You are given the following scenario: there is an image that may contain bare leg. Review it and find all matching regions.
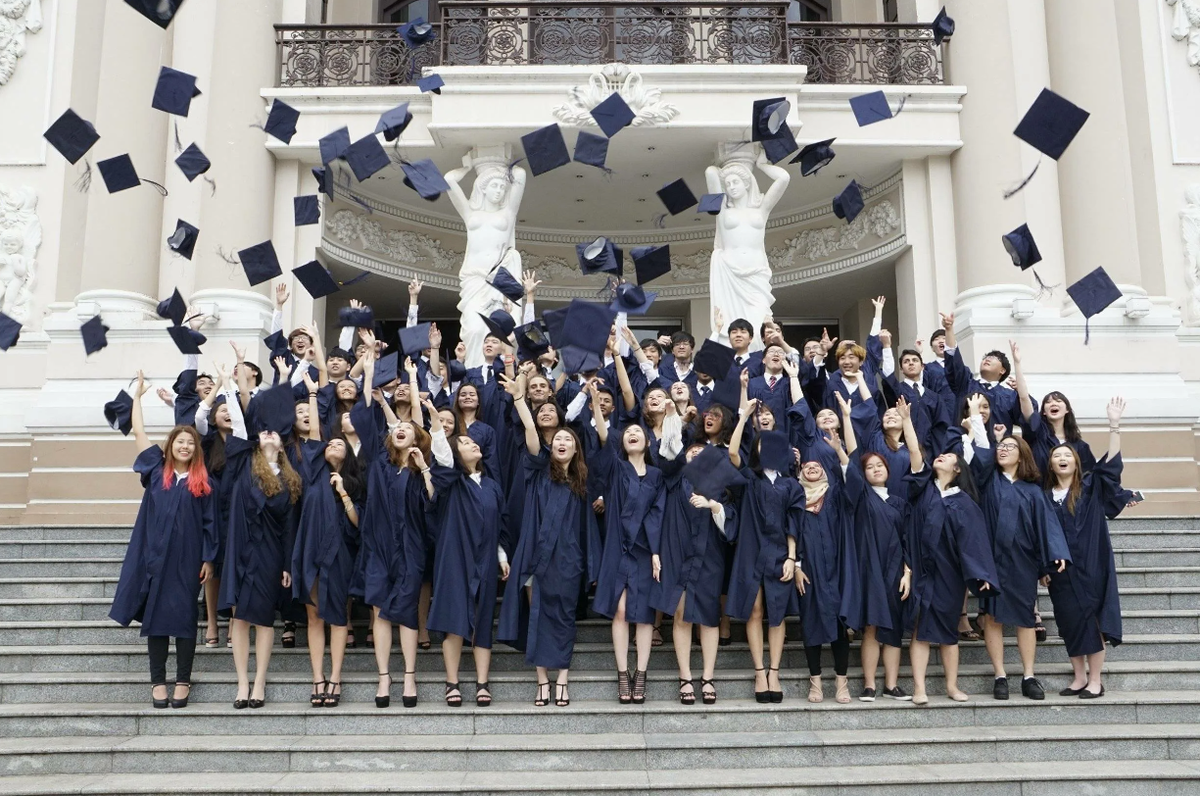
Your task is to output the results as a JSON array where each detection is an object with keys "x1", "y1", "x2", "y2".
[
  {"x1": 719, "y1": 594, "x2": 731, "y2": 642},
  {"x1": 251, "y1": 624, "x2": 273, "y2": 701},
  {"x1": 766, "y1": 621, "x2": 786, "y2": 690},
  {"x1": 399, "y1": 624, "x2": 418, "y2": 699},
  {"x1": 305, "y1": 603, "x2": 326, "y2": 693},
  {"x1": 230, "y1": 618, "x2": 251, "y2": 701},
  {"x1": 746, "y1": 589, "x2": 766, "y2": 693},
  {"x1": 671, "y1": 594, "x2": 693, "y2": 684},
  {"x1": 371, "y1": 609, "x2": 392, "y2": 698},
  {"x1": 958, "y1": 592, "x2": 973, "y2": 634},
  {"x1": 860, "y1": 625, "x2": 880, "y2": 691},
  {"x1": 1084, "y1": 649, "x2": 1106, "y2": 693},
  {"x1": 910, "y1": 639, "x2": 930, "y2": 704},
  {"x1": 943, "y1": 643, "x2": 965, "y2": 700},
  {"x1": 418, "y1": 582, "x2": 432, "y2": 645},
  {"x1": 611, "y1": 590, "x2": 630, "y2": 673},
  {"x1": 699, "y1": 626, "x2": 718, "y2": 680},
  {"x1": 881, "y1": 644, "x2": 902, "y2": 690},
  {"x1": 472, "y1": 645, "x2": 492, "y2": 689},
  {"x1": 204, "y1": 579, "x2": 220, "y2": 643},
  {"x1": 1015, "y1": 626, "x2": 1037, "y2": 678},
  {"x1": 981, "y1": 614, "x2": 1006, "y2": 679},
  {"x1": 328, "y1": 622, "x2": 348, "y2": 692},
  {"x1": 634, "y1": 622, "x2": 653, "y2": 672},
  {"x1": 1067, "y1": 655, "x2": 1087, "y2": 690},
  {"x1": 442, "y1": 633, "x2": 463, "y2": 685}
]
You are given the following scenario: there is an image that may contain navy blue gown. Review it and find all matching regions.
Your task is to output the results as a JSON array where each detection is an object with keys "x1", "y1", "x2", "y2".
[
  {"x1": 291, "y1": 440, "x2": 361, "y2": 626},
  {"x1": 1047, "y1": 454, "x2": 1124, "y2": 656},
  {"x1": 201, "y1": 428, "x2": 236, "y2": 580},
  {"x1": 350, "y1": 402, "x2": 428, "y2": 628},
  {"x1": 841, "y1": 461, "x2": 908, "y2": 646},
  {"x1": 111, "y1": 446, "x2": 218, "y2": 638},
  {"x1": 219, "y1": 437, "x2": 298, "y2": 627},
  {"x1": 725, "y1": 469, "x2": 804, "y2": 627},
  {"x1": 426, "y1": 466, "x2": 509, "y2": 648},
  {"x1": 590, "y1": 441, "x2": 666, "y2": 625},
  {"x1": 498, "y1": 449, "x2": 602, "y2": 669},
  {"x1": 796, "y1": 468, "x2": 859, "y2": 647}
]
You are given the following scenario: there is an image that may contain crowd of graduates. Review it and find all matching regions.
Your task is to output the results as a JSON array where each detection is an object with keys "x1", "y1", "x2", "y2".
[{"x1": 108, "y1": 279, "x2": 1129, "y2": 711}]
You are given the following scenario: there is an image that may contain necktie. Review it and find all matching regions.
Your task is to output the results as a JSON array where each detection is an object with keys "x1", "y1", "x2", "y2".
[{"x1": 768, "y1": 375, "x2": 777, "y2": 390}]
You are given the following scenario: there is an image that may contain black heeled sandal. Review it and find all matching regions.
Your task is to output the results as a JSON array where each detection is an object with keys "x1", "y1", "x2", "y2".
[
  {"x1": 678, "y1": 678, "x2": 695, "y2": 706},
  {"x1": 152, "y1": 683, "x2": 169, "y2": 710},
  {"x1": 281, "y1": 622, "x2": 296, "y2": 648},
  {"x1": 631, "y1": 669, "x2": 647, "y2": 705},
  {"x1": 418, "y1": 639, "x2": 431, "y2": 650},
  {"x1": 754, "y1": 667, "x2": 769, "y2": 704},
  {"x1": 445, "y1": 682, "x2": 462, "y2": 707},
  {"x1": 402, "y1": 669, "x2": 418, "y2": 708},
  {"x1": 323, "y1": 681, "x2": 341, "y2": 708},
  {"x1": 617, "y1": 669, "x2": 632, "y2": 705},
  {"x1": 768, "y1": 667, "x2": 783, "y2": 703},
  {"x1": 701, "y1": 678, "x2": 717, "y2": 705},
  {"x1": 170, "y1": 682, "x2": 191, "y2": 709},
  {"x1": 475, "y1": 682, "x2": 492, "y2": 707},
  {"x1": 534, "y1": 681, "x2": 550, "y2": 707},
  {"x1": 555, "y1": 683, "x2": 570, "y2": 707},
  {"x1": 375, "y1": 672, "x2": 391, "y2": 709},
  {"x1": 310, "y1": 680, "x2": 327, "y2": 708},
  {"x1": 651, "y1": 622, "x2": 663, "y2": 647}
]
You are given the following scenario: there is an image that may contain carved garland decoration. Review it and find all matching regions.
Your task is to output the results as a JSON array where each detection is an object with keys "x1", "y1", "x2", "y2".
[{"x1": 552, "y1": 63, "x2": 680, "y2": 128}]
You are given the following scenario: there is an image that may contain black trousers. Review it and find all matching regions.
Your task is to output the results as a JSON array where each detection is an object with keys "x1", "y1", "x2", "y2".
[
  {"x1": 804, "y1": 626, "x2": 850, "y2": 677},
  {"x1": 148, "y1": 636, "x2": 197, "y2": 684}
]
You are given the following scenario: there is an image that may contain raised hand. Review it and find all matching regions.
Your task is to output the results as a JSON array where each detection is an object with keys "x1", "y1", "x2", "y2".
[
  {"x1": 522, "y1": 272, "x2": 542, "y2": 297},
  {"x1": 993, "y1": 423, "x2": 1007, "y2": 440},
  {"x1": 940, "y1": 311, "x2": 954, "y2": 331},
  {"x1": 967, "y1": 393, "x2": 984, "y2": 416},
  {"x1": 329, "y1": 472, "x2": 345, "y2": 495},
  {"x1": 713, "y1": 305, "x2": 725, "y2": 332},
  {"x1": 1009, "y1": 339, "x2": 1021, "y2": 364},
  {"x1": 274, "y1": 283, "x2": 289, "y2": 309},
  {"x1": 410, "y1": 449, "x2": 427, "y2": 471},
  {"x1": 834, "y1": 391, "x2": 851, "y2": 417},
  {"x1": 229, "y1": 339, "x2": 246, "y2": 362},
  {"x1": 620, "y1": 325, "x2": 638, "y2": 346},
  {"x1": 1107, "y1": 396, "x2": 1126, "y2": 425},
  {"x1": 895, "y1": 395, "x2": 911, "y2": 420},
  {"x1": 454, "y1": 342, "x2": 466, "y2": 361},
  {"x1": 186, "y1": 306, "x2": 206, "y2": 331},
  {"x1": 782, "y1": 358, "x2": 798, "y2": 379},
  {"x1": 156, "y1": 387, "x2": 174, "y2": 406},
  {"x1": 878, "y1": 329, "x2": 892, "y2": 348},
  {"x1": 302, "y1": 370, "x2": 319, "y2": 393},
  {"x1": 820, "y1": 327, "x2": 838, "y2": 354},
  {"x1": 408, "y1": 279, "x2": 423, "y2": 301},
  {"x1": 429, "y1": 323, "x2": 442, "y2": 349},
  {"x1": 272, "y1": 355, "x2": 289, "y2": 377},
  {"x1": 133, "y1": 370, "x2": 150, "y2": 398},
  {"x1": 871, "y1": 295, "x2": 886, "y2": 314},
  {"x1": 403, "y1": 356, "x2": 418, "y2": 377},
  {"x1": 914, "y1": 338, "x2": 924, "y2": 352},
  {"x1": 740, "y1": 367, "x2": 750, "y2": 387},
  {"x1": 657, "y1": 334, "x2": 672, "y2": 348}
]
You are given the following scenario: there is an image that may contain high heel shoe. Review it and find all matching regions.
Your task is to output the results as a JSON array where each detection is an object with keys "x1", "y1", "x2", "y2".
[
  {"x1": 323, "y1": 681, "x2": 341, "y2": 708},
  {"x1": 475, "y1": 682, "x2": 492, "y2": 707},
  {"x1": 444, "y1": 682, "x2": 462, "y2": 707},
  {"x1": 754, "y1": 667, "x2": 769, "y2": 704},
  {"x1": 768, "y1": 667, "x2": 783, "y2": 703},
  {"x1": 700, "y1": 678, "x2": 717, "y2": 705},
  {"x1": 375, "y1": 672, "x2": 391, "y2": 709},
  {"x1": 631, "y1": 669, "x2": 647, "y2": 705},
  {"x1": 151, "y1": 683, "x2": 169, "y2": 710},
  {"x1": 281, "y1": 622, "x2": 296, "y2": 648},
  {"x1": 311, "y1": 679, "x2": 328, "y2": 708},
  {"x1": 248, "y1": 698, "x2": 264, "y2": 709},
  {"x1": 534, "y1": 681, "x2": 551, "y2": 707},
  {"x1": 170, "y1": 682, "x2": 191, "y2": 709},
  {"x1": 402, "y1": 669, "x2": 418, "y2": 708},
  {"x1": 834, "y1": 675, "x2": 851, "y2": 704},
  {"x1": 808, "y1": 675, "x2": 824, "y2": 703},
  {"x1": 555, "y1": 683, "x2": 570, "y2": 707},
  {"x1": 617, "y1": 669, "x2": 631, "y2": 705},
  {"x1": 678, "y1": 678, "x2": 695, "y2": 706}
]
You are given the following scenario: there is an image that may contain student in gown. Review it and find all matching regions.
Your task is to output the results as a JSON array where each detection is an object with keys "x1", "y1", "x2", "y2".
[
  {"x1": 351, "y1": 349, "x2": 432, "y2": 709},
  {"x1": 1046, "y1": 397, "x2": 1127, "y2": 699},
  {"x1": 727, "y1": 403, "x2": 805, "y2": 703},
  {"x1": 970, "y1": 405, "x2": 1071, "y2": 701},
  {"x1": 291, "y1": 375, "x2": 364, "y2": 707},
  {"x1": 903, "y1": 413, "x2": 998, "y2": 705},
  {"x1": 498, "y1": 373, "x2": 601, "y2": 707},
  {"x1": 110, "y1": 371, "x2": 217, "y2": 709},
  {"x1": 426, "y1": 396, "x2": 511, "y2": 707}
]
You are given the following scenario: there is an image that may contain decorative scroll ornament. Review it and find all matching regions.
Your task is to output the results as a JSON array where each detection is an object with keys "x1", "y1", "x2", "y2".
[
  {"x1": 326, "y1": 209, "x2": 459, "y2": 271},
  {"x1": 1168, "y1": 0, "x2": 1200, "y2": 71},
  {"x1": 771, "y1": 201, "x2": 900, "y2": 269},
  {"x1": 0, "y1": 0, "x2": 42, "y2": 87},
  {"x1": 0, "y1": 185, "x2": 40, "y2": 322},
  {"x1": 1181, "y1": 184, "x2": 1200, "y2": 324},
  {"x1": 553, "y1": 63, "x2": 680, "y2": 128}
]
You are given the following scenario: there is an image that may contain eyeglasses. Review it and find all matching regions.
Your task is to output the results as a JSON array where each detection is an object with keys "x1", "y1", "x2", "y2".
[{"x1": 996, "y1": 443, "x2": 1019, "y2": 452}]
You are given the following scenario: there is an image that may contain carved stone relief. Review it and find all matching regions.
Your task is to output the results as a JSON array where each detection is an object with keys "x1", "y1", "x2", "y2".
[
  {"x1": 326, "y1": 209, "x2": 459, "y2": 271},
  {"x1": 0, "y1": 185, "x2": 40, "y2": 322},
  {"x1": 1168, "y1": 0, "x2": 1200, "y2": 71},
  {"x1": 770, "y1": 201, "x2": 901, "y2": 270},
  {"x1": 553, "y1": 63, "x2": 680, "y2": 128},
  {"x1": 0, "y1": 0, "x2": 42, "y2": 87}
]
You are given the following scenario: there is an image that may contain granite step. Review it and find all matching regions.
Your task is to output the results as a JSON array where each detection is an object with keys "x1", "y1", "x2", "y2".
[
  {"x1": 0, "y1": 527, "x2": 135, "y2": 542},
  {"x1": 0, "y1": 541, "x2": 130, "y2": 559}
]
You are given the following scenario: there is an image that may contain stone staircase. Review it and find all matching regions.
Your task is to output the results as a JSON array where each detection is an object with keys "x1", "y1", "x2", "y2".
[{"x1": 2, "y1": 519, "x2": 1200, "y2": 794}]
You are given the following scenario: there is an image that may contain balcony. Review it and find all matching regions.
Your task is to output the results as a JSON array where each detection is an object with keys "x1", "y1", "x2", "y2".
[{"x1": 276, "y1": 2, "x2": 944, "y2": 88}]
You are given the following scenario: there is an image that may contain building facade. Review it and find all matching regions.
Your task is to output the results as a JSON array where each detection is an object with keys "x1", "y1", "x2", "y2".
[{"x1": 0, "y1": 0, "x2": 1197, "y2": 524}]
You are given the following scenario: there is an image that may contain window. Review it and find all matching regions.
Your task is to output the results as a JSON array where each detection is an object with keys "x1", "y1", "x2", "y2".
[
  {"x1": 788, "y1": 1, "x2": 830, "y2": 23},
  {"x1": 883, "y1": 0, "x2": 898, "y2": 22},
  {"x1": 381, "y1": 0, "x2": 432, "y2": 24}
]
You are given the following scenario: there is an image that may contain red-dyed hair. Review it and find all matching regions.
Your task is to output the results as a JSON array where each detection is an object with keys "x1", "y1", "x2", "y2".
[{"x1": 162, "y1": 425, "x2": 212, "y2": 498}]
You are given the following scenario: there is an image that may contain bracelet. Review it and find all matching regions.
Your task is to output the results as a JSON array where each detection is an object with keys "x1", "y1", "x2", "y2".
[
  {"x1": 786, "y1": 557, "x2": 796, "y2": 562},
  {"x1": 308, "y1": 391, "x2": 317, "y2": 397},
  {"x1": 421, "y1": 467, "x2": 431, "y2": 474},
  {"x1": 1109, "y1": 426, "x2": 1120, "y2": 432}
]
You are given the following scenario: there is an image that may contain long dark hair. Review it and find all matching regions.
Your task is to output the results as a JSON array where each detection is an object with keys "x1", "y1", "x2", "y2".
[
  {"x1": 533, "y1": 400, "x2": 565, "y2": 444},
  {"x1": 549, "y1": 427, "x2": 588, "y2": 497},
  {"x1": 999, "y1": 435, "x2": 1041, "y2": 484},
  {"x1": 1044, "y1": 443, "x2": 1082, "y2": 514},
  {"x1": 452, "y1": 382, "x2": 480, "y2": 432},
  {"x1": 450, "y1": 433, "x2": 486, "y2": 478},
  {"x1": 692, "y1": 403, "x2": 734, "y2": 446},
  {"x1": 1040, "y1": 391, "x2": 1082, "y2": 442},
  {"x1": 939, "y1": 451, "x2": 981, "y2": 504},
  {"x1": 956, "y1": 394, "x2": 996, "y2": 446},
  {"x1": 328, "y1": 433, "x2": 365, "y2": 504}
]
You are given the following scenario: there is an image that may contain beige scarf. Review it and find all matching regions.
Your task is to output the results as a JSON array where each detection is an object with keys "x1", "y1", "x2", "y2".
[{"x1": 800, "y1": 468, "x2": 829, "y2": 514}]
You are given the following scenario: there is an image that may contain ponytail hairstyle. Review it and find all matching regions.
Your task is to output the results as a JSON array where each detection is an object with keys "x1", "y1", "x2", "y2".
[{"x1": 162, "y1": 425, "x2": 212, "y2": 498}]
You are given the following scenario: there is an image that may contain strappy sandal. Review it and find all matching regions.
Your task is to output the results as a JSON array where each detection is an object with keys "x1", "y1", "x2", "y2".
[
  {"x1": 555, "y1": 683, "x2": 570, "y2": 707},
  {"x1": 754, "y1": 667, "x2": 769, "y2": 704},
  {"x1": 310, "y1": 679, "x2": 327, "y2": 708},
  {"x1": 444, "y1": 682, "x2": 462, "y2": 707},
  {"x1": 475, "y1": 682, "x2": 492, "y2": 707},
  {"x1": 957, "y1": 613, "x2": 982, "y2": 642},
  {"x1": 617, "y1": 669, "x2": 632, "y2": 705},
  {"x1": 835, "y1": 675, "x2": 851, "y2": 704},
  {"x1": 534, "y1": 680, "x2": 551, "y2": 707},
  {"x1": 204, "y1": 633, "x2": 219, "y2": 649},
  {"x1": 418, "y1": 639, "x2": 432, "y2": 650},
  {"x1": 768, "y1": 667, "x2": 783, "y2": 703},
  {"x1": 808, "y1": 675, "x2": 824, "y2": 703},
  {"x1": 678, "y1": 678, "x2": 696, "y2": 705},
  {"x1": 651, "y1": 622, "x2": 663, "y2": 647},
  {"x1": 281, "y1": 622, "x2": 296, "y2": 648},
  {"x1": 701, "y1": 678, "x2": 717, "y2": 705},
  {"x1": 1034, "y1": 612, "x2": 1047, "y2": 643},
  {"x1": 631, "y1": 669, "x2": 647, "y2": 705},
  {"x1": 322, "y1": 681, "x2": 341, "y2": 708}
]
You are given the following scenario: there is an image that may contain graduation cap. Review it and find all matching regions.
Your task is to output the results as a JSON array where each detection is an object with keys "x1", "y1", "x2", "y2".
[
  {"x1": 237, "y1": 240, "x2": 282, "y2": 286},
  {"x1": 167, "y1": 219, "x2": 199, "y2": 260},
  {"x1": 1014, "y1": 88, "x2": 1090, "y2": 161},
  {"x1": 372, "y1": 351, "x2": 399, "y2": 388},
  {"x1": 1067, "y1": 266, "x2": 1121, "y2": 322},
  {"x1": 697, "y1": 193, "x2": 724, "y2": 215},
  {"x1": 514, "y1": 322, "x2": 551, "y2": 360},
  {"x1": 97, "y1": 155, "x2": 141, "y2": 193},
  {"x1": 693, "y1": 339, "x2": 736, "y2": 381},
  {"x1": 263, "y1": 329, "x2": 286, "y2": 354},
  {"x1": 707, "y1": 375, "x2": 742, "y2": 414},
  {"x1": 520, "y1": 124, "x2": 570, "y2": 176},
  {"x1": 345, "y1": 134, "x2": 390, "y2": 182},
  {"x1": 752, "y1": 97, "x2": 791, "y2": 141},
  {"x1": 757, "y1": 430, "x2": 792, "y2": 471},
  {"x1": 591, "y1": 92, "x2": 636, "y2": 138},
  {"x1": 849, "y1": 90, "x2": 894, "y2": 126},
  {"x1": 81, "y1": 315, "x2": 110, "y2": 356},
  {"x1": 152, "y1": 66, "x2": 201, "y2": 117},
  {"x1": 174, "y1": 143, "x2": 210, "y2": 182},
  {"x1": 292, "y1": 260, "x2": 340, "y2": 299},
  {"x1": 124, "y1": 0, "x2": 185, "y2": 28},
  {"x1": 263, "y1": 99, "x2": 299, "y2": 144},
  {"x1": 573, "y1": 131, "x2": 609, "y2": 170},
  {"x1": 632, "y1": 245, "x2": 671, "y2": 285},
  {"x1": 761, "y1": 122, "x2": 798, "y2": 164},
  {"x1": 156, "y1": 288, "x2": 186, "y2": 326},
  {"x1": 400, "y1": 159, "x2": 450, "y2": 200},
  {"x1": 576, "y1": 237, "x2": 622, "y2": 276},
  {"x1": 398, "y1": 17, "x2": 436, "y2": 48},
  {"x1": 339, "y1": 304, "x2": 374, "y2": 329},
  {"x1": 878, "y1": 377, "x2": 899, "y2": 412},
  {"x1": 683, "y1": 443, "x2": 748, "y2": 500},
  {"x1": 104, "y1": 390, "x2": 134, "y2": 436},
  {"x1": 312, "y1": 165, "x2": 334, "y2": 199},
  {"x1": 657, "y1": 179, "x2": 698, "y2": 216},
  {"x1": 1002, "y1": 224, "x2": 1042, "y2": 270},
  {"x1": 44, "y1": 109, "x2": 100, "y2": 164},
  {"x1": 542, "y1": 306, "x2": 568, "y2": 348},
  {"x1": 375, "y1": 103, "x2": 412, "y2": 142},
  {"x1": 487, "y1": 263, "x2": 525, "y2": 302},
  {"x1": 318, "y1": 127, "x2": 351, "y2": 165},
  {"x1": 446, "y1": 358, "x2": 467, "y2": 383},
  {"x1": 610, "y1": 283, "x2": 656, "y2": 315},
  {"x1": 418, "y1": 73, "x2": 445, "y2": 94},
  {"x1": 167, "y1": 325, "x2": 206, "y2": 355},
  {"x1": 791, "y1": 138, "x2": 836, "y2": 177},
  {"x1": 932, "y1": 6, "x2": 955, "y2": 45},
  {"x1": 294, "y1": 195, "x2": 320, "y2": 226},
  {"x1": 399, "y1": 322, "x2": 433, "y2": 358},
  {"x1": 832, "y1": 180, "x2": 865, "y2": 223},
  {"x1": 479, "y1": 309, "x2": 516, "y2": 341},
  {"x1": 558, "y1": 300, "x2": 617, "y2": 374},
  {"x1": 0, "y1": 312, "x2": 20, "y2": 351},
  {"x1": 251, "y1": 384, "x2": 298, "y2": 436}
]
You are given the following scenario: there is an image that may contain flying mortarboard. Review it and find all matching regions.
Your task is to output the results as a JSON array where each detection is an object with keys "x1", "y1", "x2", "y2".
[
  {"x1": 514, "y1": 322, "x2": 551, "y2": 360},
  {"x1": 761, "y1": 122, "x2": 798, "y2": 164},
  {"x1": 397, "y1": 17, "x2": 436, "y2": 48},
  {"x1": 542, "y1": 307, "x2": 569, "y2": 348},
  {"x1": 1014, "y1": 88, "x2": 1090, "y2": 161},
  {"x1": 250, "y1": 384, "x2": 298, "y2": 436},
  {"x1": 576, "y1": 237, "x2": 623, "y2": 276},
  {"x1": 44, "y1": 109, "x2": 100, "y2": 164},
  {"x1": 657, "y1": 179, "x2": 698, "y2": 215},
  {"x1": 174, "y1": 143, "x2": 210, "y2": 182},
  {"x1": 0, "y1": 312, "x2": 21, "y2": 351},
  {"x1": 318, "y1": 127, "x2": 351, "y2": 165},
  {"x1": 479, "y1": 309, "x2": 516, "y2": 341},
  {"x1": 124, "y1": 0, "x2": 185, "y2": 28},
  {"x1": 632, "y1": 244, "x2": 671, "y2": 285},
  {"x1": 610, "y1": 283, "x2": 657, "y2": 315},
  {"x1": 693, "y1": 339, "x2": 736, "y2": 381},
  {"x1": 339, "y1": 305, "x2": 374, "y2": 329},
  {"x1": 167, "y1": 219, "x2": 199, "y2": 260},
  {"x1": 104, "y1": 390, "x2": 134, "y2": 436},
  {"x1": 573, "y1": 131, "x2": 609, "y2": 170},
  {"x1": 237, "y1": 240, "x2": 282, "y2": 286},
  {"x1": 167, "y1": 325, "x2": 206, "y2": 355},
  {"x1": 418, "y1": 73, "x2": 445, "y2": 94},
  {"x1": 791, "y1": 138, "x2": 836, "y2": 176},
  {"x1": 751, "y1": 97, "x2": 791, "y2": 141},
  {"x1": 156, "y1": 288, "x2": 186, "y2": 326},
  {"x1": 81, "y1": 315, "x2": 110, "y2": 356},
  {"x1": 697, "y1": 193, "x2": 725, "y2": 215},
  {"x1": 294, "y1": 195, "x2": 320, "y2": 226},
  {"x1": 1066, "y1": 266, "x2": 1121, "y2": 344},
  {"x1": 849, "y1": 90, "x2": 894, "y2": 126},
  {"x1": 292, "y1": 260, "x2": 340, "y2": 299},
  {"x1": 97, "y1": 155, "x2": 142, "y2": 193},
  {"x1": 558, "y1": 300, "x2": 617, "y2": 374},
  {"x1": 345, "y1": 133, "x2": 390, "y2": 182},
  {"x1": 520, "y1": 124, "x2": 570, "y2": 176},
  {"x1": 1002, "y1": 224, "x2": 1042, "y2": 270},
  {"x1": 487, "y1": 263, "x2": 525, "y2": 302},
  {"x1": 399, "y1": 322, "x2": 433, "y2": 358},
  {"x1": 151, "y1": 66, "x2": 201, "y2": 117},
  {"x1": 590, "y1": 92, "x2": 636, "y2": 138},
  {"x1": 757, "y1": 430, "x2": 792, "y2": 472},
  {"x1": 682, "y1": 444, "x2": 747, "y2": 499},
  {"x1": 932, "y1": 6, "x2": 955, "y2": 45},
  {"x1": 371, "y1": 352, "x2": 399, "y2": 389},
  {"x1": 707, "y1": 375, "x2": 743, "y2": 414},
  {"x1": 312, "y1": 165, "x2": 334, "y2": 199},
  {"x1": 832, "y1": 180, "x2": 865, "y2": 223},
  {"x1": 263, "y1": 99, "x2": 300, "y2": 144},
  {"x1": 400, "y1": 158, "x2": 450, "y2": 200},
  {"x1": 376, "y1": 103, "x2": 413, "y2": 142}
]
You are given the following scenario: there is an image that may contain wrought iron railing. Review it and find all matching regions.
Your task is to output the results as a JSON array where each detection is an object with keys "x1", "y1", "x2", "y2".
[{"x1": 275, "y1": 6, "x2": 944, "y2": 87}]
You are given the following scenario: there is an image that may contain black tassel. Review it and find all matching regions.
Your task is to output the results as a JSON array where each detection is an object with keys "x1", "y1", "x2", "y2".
[
  {"x1": 340, "y1": 272, "x2": 371, "y2": 287},
  {"x1": 143, "y1": 179, "x2": 169, "y2": 197},
  {"x1": 248, "y1": 121, "x2": 267, "y2": 133},
  {"x1": 1030, "y1": 269, "x2": 1059, "y2": 301},
  {"x1": 346, "y1": 192, "x2": 374, "y2": 214},
  {"x1": 216, "y1": 246, "x2": 240, "y2": 265},
  {"x1": 202, "y1": 175, "x2": 217, "y2": 196},
  {"x1": 74, "y1": 160, "x2": 92, "y2": 193},
  {"x1": 173, "y1": 121, "x2": 183, "y2": 153},
  {"x1": 891, "y1": 95, "x2": 908, "y2": 117},
  {"x1": 182, "y1": 312, "x2": 204, "y2": 327},
  {"x1": 504, "y1": 157, "x2": 526, "y2": 182},
  {"x1": 652, "y1": 213, "x2": 667, "y2": 229},
  {"x1": 1003, "y1": 156, "x2": 1042, "y2": 200},
  {"x1": 1083, "y1": 317, "x2": 1091, "y2": 345}
]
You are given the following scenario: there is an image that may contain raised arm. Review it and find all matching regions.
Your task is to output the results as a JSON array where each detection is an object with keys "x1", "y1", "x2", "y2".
[
  {"x1": 705, "y1": 164, "x2": 722, "y2": 195},
  {"x1": 306, "y1": 322, "x2": 329, "y2": 388},
  {"x1": 361, "y1": 347, "x2": 375, "y2": 408},
  {"x1": 443, "y1": 162, "x2": 473, "y2": 219},
  {"x1": 231, "y1": 341, "x2": 252, "y2": 413},
  {"x1": 131, "y1": 371, "x2": 152, "y2": 453},
  {"x1": 940, "y1": 311, "x2": 957, "y2": 350},
  {"x1": 1106, "y1": 396, "x2": 1125, "y2": 461},
  {"x1": 614, "y1": 329, "x2": 637, "y2": 413},
  {"x1": 755, "y1": 150, "x2": 791, "y2": 215},
  {"x1": 896, "y1": 397, "x2": 923, "y2": 473},
  {"x1": 302, "y1": 371, "x2": 321, "y2": 441},
  {"x1": 783, "y1": 357, "x2": 802, "y2": 405},
  {"x1": 501, "y1": 373, "x2": 538, "y2": 455},
  {"x1": 836, "y1": 392, "x2": 857, "y2": 455},
  {"x1": 1009, "y1": 339, "x2": 1035, "y2": 422},
  {"x1": 404, "y1": 357, "x2": 422, "y2": 421},
  {"x1": 729, "y1": 398, "x2": 756, "y2": 468}
]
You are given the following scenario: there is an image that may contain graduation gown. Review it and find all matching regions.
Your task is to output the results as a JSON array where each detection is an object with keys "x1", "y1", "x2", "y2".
[
  {"x1": 841, "y1": 461, "x2": 908, "y2": 646},
  {"x1": 649, "y1": 454, "x2": 737, "y2": 628},
  {"x1": 796, "y1": 468, "x2": 859, "y2": 647},
  {"x1": 903, "y1": 469, "x2": 999, "y2": 646},
  {"x1": 291, "y1": 440, "x2": 361, "y2": 626},
  {"x1": 497, "y1": 448, "x2": 602, "y2": 669},
  {"x1": 110, "y1": 445, "x2": 218, "y2": 638},
  {"x1": 350, "y1": 401, "x2": 428, "y2": 627},
  {"x1": 202, "y1": 432, "x2": 236, "y2": 580},
  {"x1": 426, "y1": 466, "x2": 508, "y2": 648},
  {"x1": 726, "y1": 469, "x2": 803, "y2": 627},
  {"x1": 590, "y1": 441, "x2": 666, "y2": 625},
  {"x1": 1047, "y1": 453, "x2": 1124, "y2": 656},
  {"x1": 973, "y1": 447, "x2": 1072, "y2": 628}
]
